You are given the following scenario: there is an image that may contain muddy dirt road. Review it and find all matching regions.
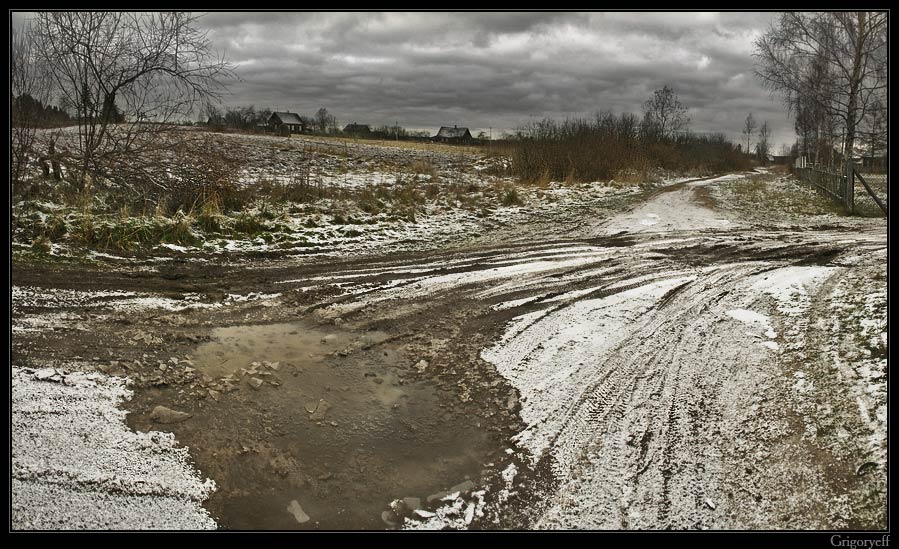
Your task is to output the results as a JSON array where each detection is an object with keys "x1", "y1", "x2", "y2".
[{"x1": 12, "y1": 173, "x2": 887, "y2": 529}]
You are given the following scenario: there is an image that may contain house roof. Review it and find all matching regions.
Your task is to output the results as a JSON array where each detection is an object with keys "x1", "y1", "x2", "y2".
[
  {"x1": 344, "y1": 123, "x2": 370, "y2": 132},
  {"x1": 271, "y1": 112, "x2": 303, "y2": 125},
  {"x1": 435, "y1": 126, "x2": 471, "y2": 139}
]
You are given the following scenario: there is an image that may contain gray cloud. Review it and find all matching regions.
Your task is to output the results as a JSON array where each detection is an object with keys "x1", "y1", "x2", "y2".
[
  {"x1": 14, "y1": 11, "x2": 795, "y2": 148},
  {"x1": 201, "y1": 11, "x2": 793, "y2": 147}
]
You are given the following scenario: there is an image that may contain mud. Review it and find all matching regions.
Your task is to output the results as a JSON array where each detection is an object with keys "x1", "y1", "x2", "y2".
[{"x1": 124, "y1": 318, "x2": 506, "y2": 529}]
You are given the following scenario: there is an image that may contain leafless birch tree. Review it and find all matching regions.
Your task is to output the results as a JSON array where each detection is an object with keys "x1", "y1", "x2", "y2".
[{"x1": 754, "y1": 12, "x2": 887, "y2": 165}]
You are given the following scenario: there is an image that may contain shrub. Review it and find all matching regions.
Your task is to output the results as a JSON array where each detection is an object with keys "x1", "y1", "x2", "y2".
[{"x1": 509, "y1": 113, "x2": 752, "y2": 183}]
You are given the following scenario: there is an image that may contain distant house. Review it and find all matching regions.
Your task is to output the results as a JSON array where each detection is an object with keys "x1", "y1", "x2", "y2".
[
  {"x1": 343, "y1": 123, "x2": 371, "y2": 135},
  {"x1": 433, "y1": 125, "x2": 473, "y2": 143},
  {"x1": 269, "y1": 111, "x2": 306, "y2": 135}
]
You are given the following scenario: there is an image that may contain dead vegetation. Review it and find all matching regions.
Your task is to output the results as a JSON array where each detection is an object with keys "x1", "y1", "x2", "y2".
[
  {"x1": 12, "y1": 131, "x2": 539, "y2": 253},
  {"x1": 505, "y1": 114, "x2": 753, "y2": 183}
]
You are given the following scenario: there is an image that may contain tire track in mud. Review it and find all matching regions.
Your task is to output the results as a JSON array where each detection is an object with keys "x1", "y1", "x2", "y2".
[
  {"x1": 538, "y1": 268, "x2": 751, "y2": 528},
  {"x1": 517, "y1": 264, "x2": 756, "y2": 528}
]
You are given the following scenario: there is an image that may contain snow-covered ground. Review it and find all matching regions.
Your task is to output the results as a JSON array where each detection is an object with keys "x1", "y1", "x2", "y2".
[
  {"x1": 599, "y1": 173, "x2": 748, "y2": 235},
  {"x1": 12, "y1": 168, "x2": 886, "y2": 530},
  {"x1": 11, "y1": 367, "x2": 217, "y2": 530}
]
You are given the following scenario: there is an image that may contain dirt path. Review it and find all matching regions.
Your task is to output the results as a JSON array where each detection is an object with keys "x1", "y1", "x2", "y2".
[{"x1": 11, "y1": 172, "x2": 887, "y2": 529}]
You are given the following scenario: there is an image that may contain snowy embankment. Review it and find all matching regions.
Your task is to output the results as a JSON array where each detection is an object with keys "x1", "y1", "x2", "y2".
[{"x1": 11, "y1": 367, "x2": 217, "y2": 530}]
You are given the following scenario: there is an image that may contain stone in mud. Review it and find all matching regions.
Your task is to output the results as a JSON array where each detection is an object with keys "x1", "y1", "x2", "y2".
[
  {"x1": 426, "y1": 491, "x2": 448, "y2": 503},
  {"x1": 248, "y1": 377, "x2": 264, "y2": 389},
  {"x1": 450, "y1": 480, "x2": 476, "y2": 494},
  {"x1": 381, "y1": 510, "x2": 400, "y2": 527},
  {"x1": 402, "y1": 497, "x2": 421, "y2": 512},
  {"x1": 506, "y1": 395, "x2": 517, "y2": 411},
  {"x1": 310, "y1": 399, "x2": 331, "y2": 421},
  {"x1": 415, "y1": 360, "x2": 429, "y2": 373},
  {"x1": 321, "y1": 334, "x2": 338, "y2": 344},
  {"x1": 413, "y1": 509, "x2": 436, "y2": 519},
  {"x1": 287, "y1": 500, "x2": 310, "y2": 524},
  {"x1": 149, "y1": 405, "x2": 192, "y2": 424}
]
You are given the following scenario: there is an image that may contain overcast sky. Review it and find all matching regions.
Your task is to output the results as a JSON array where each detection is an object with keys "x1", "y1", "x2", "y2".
[{"x1": 13, "y1": 11, "x2": 796, "y2": 150}]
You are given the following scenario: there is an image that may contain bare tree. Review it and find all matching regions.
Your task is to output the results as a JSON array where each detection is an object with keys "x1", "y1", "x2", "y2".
[
  {"x1": 315, "y1": 107, "x2": 336, "y2": 133},
  {"x1": 754, "y1": 12, "x2": 887, "y2": 166},
  {"x1": 641, "y1": 85, "x2": 690, "y2": 140},
  {"x1": 32, "y1": 12, "x2": 235, "y2": 191},
  {"x1": 742, "y1": 113, "x2": 757, "y2": 153},
  {"x1": 756, "y1": 121, "x2": 772, "y2": 163},
  {"x1": 10, "y1": 21, "x2": 54, "y2": 185}
]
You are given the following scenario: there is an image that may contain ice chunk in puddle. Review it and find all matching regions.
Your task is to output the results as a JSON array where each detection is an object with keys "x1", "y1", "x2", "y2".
[{"x1": 287, "y1": 500, "x2": 310, "y2": 524}]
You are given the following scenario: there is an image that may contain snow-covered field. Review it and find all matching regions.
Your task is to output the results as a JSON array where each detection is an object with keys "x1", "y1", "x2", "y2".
[{"x1": 13, "y1": 131, "x2": 661, "y2": 263}]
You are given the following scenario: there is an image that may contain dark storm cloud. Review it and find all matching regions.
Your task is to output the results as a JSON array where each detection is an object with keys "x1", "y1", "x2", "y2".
[{"x1": 195, "y1": 12, "x2": 791, "y2": 147}]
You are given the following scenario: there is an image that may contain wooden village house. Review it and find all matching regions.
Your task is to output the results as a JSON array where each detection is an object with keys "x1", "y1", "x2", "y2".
[
  {"x1": 269, "y1": 111, "x2": 307, "y2": 135},
  {"x1": 343, "y1": 123, "x2": 371, "y2": 136},
  {"x1": 433, "y1": 125, "x2": 473, "y2": 144}
]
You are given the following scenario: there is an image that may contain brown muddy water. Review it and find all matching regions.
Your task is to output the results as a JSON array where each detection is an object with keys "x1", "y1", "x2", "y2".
[{"x1": 128, "y1": 320, "x2": 497, "y2": 530}]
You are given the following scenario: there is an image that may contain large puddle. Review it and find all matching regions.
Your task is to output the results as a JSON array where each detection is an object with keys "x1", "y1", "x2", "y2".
[{"x1": 132, "y1": 320, "x2": 496, "y2": 530}]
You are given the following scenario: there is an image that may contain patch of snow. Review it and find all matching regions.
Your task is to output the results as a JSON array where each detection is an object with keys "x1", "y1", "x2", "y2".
[
  {"x1": 726, "y1": 308, "x2": 770, "y2": 326},
  {"x1": 158, "y1": 243, "x2": 189, "y2": 253},
  {"x1": 11, "y1": 367, "x2": 216, "y2": 530},
  {"x1": 403, "y1": 490, "x2": 487, "y2": 530},
  {"x1": 759, "y1": 340, "x2": 780, "y2": 351}
]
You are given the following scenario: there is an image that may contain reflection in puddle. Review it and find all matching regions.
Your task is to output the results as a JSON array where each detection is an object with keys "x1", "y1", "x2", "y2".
[{"x1": 169, "y1": 321, "x2": 494, "y2": 530}]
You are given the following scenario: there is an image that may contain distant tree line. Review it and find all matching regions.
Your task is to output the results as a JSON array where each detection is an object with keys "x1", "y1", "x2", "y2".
[
  {"x1": 12, "y1": 94, "x2": 76, "y2": 127},
  {"x1": 205, "y1": 105, "x2": 274, "y2": 131}
]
